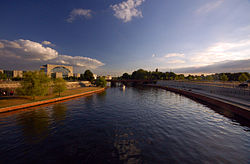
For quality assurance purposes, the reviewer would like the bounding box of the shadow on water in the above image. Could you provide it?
[200,103,250,128]
[96,90,107,99]
[0,96,31,100]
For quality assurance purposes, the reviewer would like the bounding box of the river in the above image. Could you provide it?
[0,87,249,163]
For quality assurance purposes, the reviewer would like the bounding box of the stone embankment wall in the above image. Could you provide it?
[157,80,250,101]
[0,81,20,89]
[0,81,92,89]
[66,81,92,89]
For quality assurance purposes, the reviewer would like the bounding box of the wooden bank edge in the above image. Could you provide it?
[0,88,105,113]
[146,85,250,120]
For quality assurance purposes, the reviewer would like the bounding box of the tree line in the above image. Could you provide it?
[119,69,250,82]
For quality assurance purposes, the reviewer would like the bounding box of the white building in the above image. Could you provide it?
[93,74,98,80]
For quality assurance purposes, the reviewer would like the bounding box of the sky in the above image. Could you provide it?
[0,0,250,76]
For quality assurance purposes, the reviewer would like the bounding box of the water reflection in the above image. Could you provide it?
[17,109,50,143]
[52,103,67,124]
[96,90,107,100]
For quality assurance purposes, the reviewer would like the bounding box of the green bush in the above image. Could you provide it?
[17,71,50,100]
[53,78,67,96]
[238,73,248,82]
[95,77,107,87]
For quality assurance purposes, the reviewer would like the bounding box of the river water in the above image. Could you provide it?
[0,87,249,163]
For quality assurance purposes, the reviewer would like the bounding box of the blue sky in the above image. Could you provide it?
[0,0,250,75]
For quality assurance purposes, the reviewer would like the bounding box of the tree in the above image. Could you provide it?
[84,70,94,82]
[196,76,202,81]
[187,75,193,80]
[238,73,248,82]
[178,74,185,80]
[53,78,67,96]
[95,77,107,87]
[220,73,228,82]
[206,75,213,81]
[169,72,176,80]
[122,73,130,79]
[131,69,148,80]
[0,72,7,80]
[17,71,50,100]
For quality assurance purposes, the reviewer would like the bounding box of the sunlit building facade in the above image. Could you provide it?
[40,64,73,78]
[2,70,23,78]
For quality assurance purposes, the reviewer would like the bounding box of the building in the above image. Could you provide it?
[105,75,112,80]
[93,74,98,80]
[3,70,23,78]
[51,72,63,78]
[40,64,73,78]
[13,70,23,78]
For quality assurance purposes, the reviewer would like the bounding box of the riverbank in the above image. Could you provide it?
[0,87,105,113]
[146,84,250,120]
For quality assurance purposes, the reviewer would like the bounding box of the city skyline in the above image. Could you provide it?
[1,0,250,76]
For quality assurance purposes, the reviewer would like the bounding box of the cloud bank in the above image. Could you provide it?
[110,0,145,22]
[191,39,250,65]
[174,59,250,73]
[155,37,250,73]
[0,39,104,71]
[67,9,92,23]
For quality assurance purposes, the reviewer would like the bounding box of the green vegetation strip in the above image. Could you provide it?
[0,87,104,112]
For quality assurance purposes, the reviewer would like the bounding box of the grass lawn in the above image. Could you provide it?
[0,87,102,109]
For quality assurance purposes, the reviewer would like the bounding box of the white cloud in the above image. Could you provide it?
[196,0,224,14]
[152,54,156,57]
[164,53,185,58]
[167,59,186,64]
[0,39,58,61]
[67,9,92,23]
[42,41,51,45]
[42,40,55,46]
[110,0,145,23]
[52,55,104,69]
[0,39,104,71]
[191,39,250,65]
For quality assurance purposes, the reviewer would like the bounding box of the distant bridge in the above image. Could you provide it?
[106,79,157,87]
